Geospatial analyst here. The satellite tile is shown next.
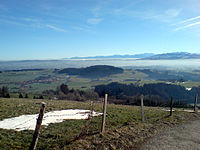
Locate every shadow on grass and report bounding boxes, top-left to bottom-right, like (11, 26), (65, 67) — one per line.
(65, 118), (100, 146)
(65, 131), (99, 145)
(154, 114), (171, 122)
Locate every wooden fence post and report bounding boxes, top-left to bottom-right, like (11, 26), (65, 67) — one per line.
(84, 101), (94, 134)
(29, 102), (46, 150)
(141, 95), (144, 123)
(101, 94), (108, 133)
(170, 96), (173, 116)
(194, 94), (198, 113)
(88, 101), (94, 120)
(91, 101), (94, 117)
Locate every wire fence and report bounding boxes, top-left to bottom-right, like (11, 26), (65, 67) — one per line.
(22, 93), (200, 149)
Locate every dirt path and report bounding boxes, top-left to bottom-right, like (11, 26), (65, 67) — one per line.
(141, 120), (200, 150)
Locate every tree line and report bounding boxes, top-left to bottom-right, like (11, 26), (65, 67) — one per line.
(42, 84), (99, 101)
(94, 82), (199, 106)
(0, 86), (44, 99)
(0, 86), (10, 98)
(1, 82), (200, 107)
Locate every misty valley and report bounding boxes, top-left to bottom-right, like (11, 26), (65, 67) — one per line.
(1, 61), (200, 106)
(1, 59), (200, 149)
(1, 0), (200, 149)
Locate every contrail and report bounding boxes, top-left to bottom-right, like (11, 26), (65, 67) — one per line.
(174, 21), (200, 31)
(180, 16), (200, 24)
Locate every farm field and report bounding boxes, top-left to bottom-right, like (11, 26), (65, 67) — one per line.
(0, 98), (200, 149)
(1, 68), (200, 95)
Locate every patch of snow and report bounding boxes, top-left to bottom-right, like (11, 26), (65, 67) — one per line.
(161, 109), (175, 112)
(186, 88), (192, 91)
(162, 108), (199, 113)
(165, 82), (171, 84)
(0, 109), (102, 131)
(181, 109), (194, 112)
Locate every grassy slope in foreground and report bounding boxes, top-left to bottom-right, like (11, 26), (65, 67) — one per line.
(0, 98), (200, 150)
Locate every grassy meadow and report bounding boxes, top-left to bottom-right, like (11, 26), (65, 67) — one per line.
(1, 69), (200, 96)
(0, 98), (200, 149)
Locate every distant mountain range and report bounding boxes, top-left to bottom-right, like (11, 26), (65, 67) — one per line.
(66, 52), (200, 60)
(68, 53), (155, 59)
(145, 52), (200, 60)
(1, 52), (200, 70)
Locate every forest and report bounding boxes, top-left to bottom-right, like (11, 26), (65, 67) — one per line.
(2, 81), (199, 107)
(95, 82), (200, 106)
(57, 65), (124, 78)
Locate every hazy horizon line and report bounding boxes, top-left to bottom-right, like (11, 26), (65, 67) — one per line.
(0, 51), (199, 61)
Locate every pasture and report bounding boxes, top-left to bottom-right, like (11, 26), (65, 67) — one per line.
(0, 98), (199, 149)
(1, 69), (200, 95)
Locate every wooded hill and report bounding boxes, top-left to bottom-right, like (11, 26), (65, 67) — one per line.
(57, 65), (124, 78)
(95, 82), (200, 105)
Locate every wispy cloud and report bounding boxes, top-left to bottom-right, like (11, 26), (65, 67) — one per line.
(174, 21), (200, 31)
(22, 17), (40, 22)
(71, 25), (96, 34)
(0, 18), (27, 27)
(165, 9), (181, 18)
(143, 9), (182, 23)
(90, 0), (181, 24)
(179, 16), (200, 24)
(45, 24), (67, 32)
(87, 18), (103, 25)
(90, 0), (144, 17)
(0, 15), (67, 33)
(174, 16), (200, 31)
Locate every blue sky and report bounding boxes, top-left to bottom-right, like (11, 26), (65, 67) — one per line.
(0, 0), (200, 60)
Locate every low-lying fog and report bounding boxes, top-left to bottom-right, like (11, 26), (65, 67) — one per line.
(0, 59), (200, 71)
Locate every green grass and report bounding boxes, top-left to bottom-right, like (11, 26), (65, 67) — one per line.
(0, 98), (200, 149)
(0, 70), (68, 94)
(2, 69), (200, 95)
(179, 81), (200, 88)
(1, 69), (148, 93)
